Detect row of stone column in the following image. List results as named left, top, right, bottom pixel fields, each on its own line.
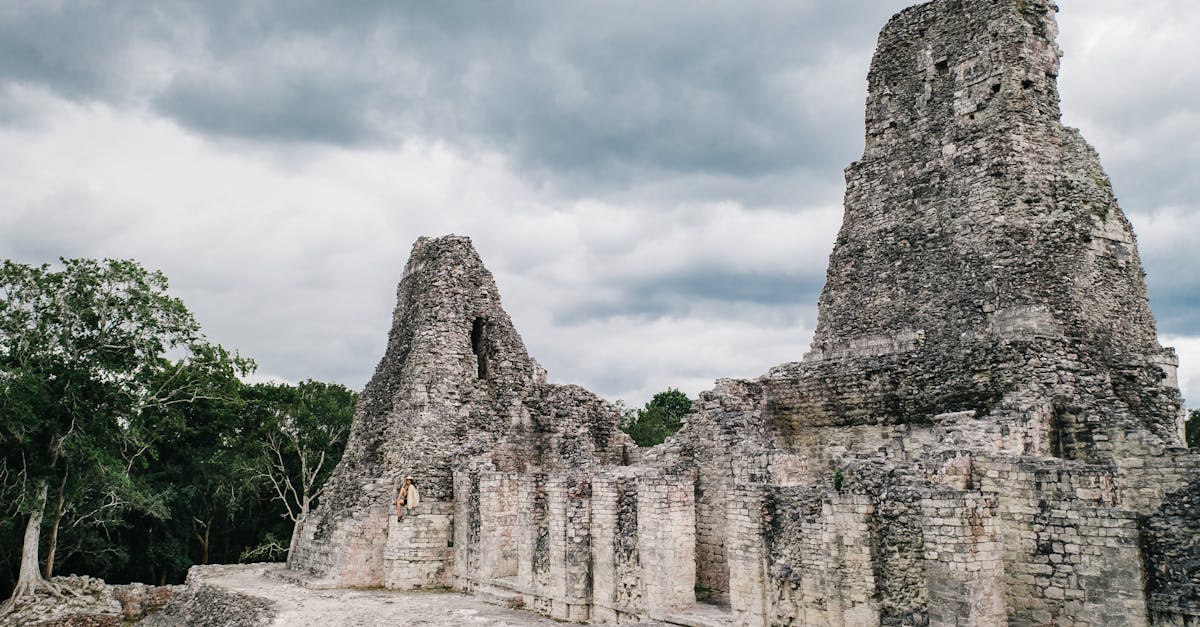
left=451, top=468, right=697, bottom=623
left=726, top=485, right=1007, bottom=626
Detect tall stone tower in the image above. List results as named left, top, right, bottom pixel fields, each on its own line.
left=279, top=2, right=1199, bottom=625
left=287, top=236, right=634, bottom=587
left=664, top=1, right=1198, bottom=624
left=767, top=0, right=1184, bottom=460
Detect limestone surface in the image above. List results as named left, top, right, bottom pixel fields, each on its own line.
left=144, top=564, right=562, bottom=627
left=285, top=0, right=1199, bottom=625
left=288, top=235, right=637, bottom=590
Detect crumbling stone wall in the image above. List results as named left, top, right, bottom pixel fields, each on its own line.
left=653, top=1, right=1193, bottom=625
left=769, top=0, right=1183, bottom=450
left=383, top=502, right=453, bottom=590
left=1133, top=451, right=1200, bottom=624
left=590, top=473, right=642, bottom=621
left=286, top=0, right=1197, bottom=625
left=445, top=468, right=694, bottom=623
left=288, top=236, right=636, bottom=587
left=971, top=456, right=1146, bottom=624
left=762, top=488, right=879, bottom=626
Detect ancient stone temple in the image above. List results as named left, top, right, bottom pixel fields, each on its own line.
left=288, top=0, right=1199, bottom=625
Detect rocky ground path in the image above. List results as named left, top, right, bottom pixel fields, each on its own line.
left=191, top=563, right=564, bottom=626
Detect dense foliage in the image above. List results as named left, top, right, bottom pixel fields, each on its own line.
left=1187, top=408, right=1198, bottom=449
left=619, top=388, right=693, bottom=447
left=0, top=259, right=356, bottom=600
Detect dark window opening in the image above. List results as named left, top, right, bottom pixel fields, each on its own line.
left=1022, top=79, right=1035, bottom=90
left=471, top=317, right=489, bottom=379
left=991, top=83, right=1002, bottom=94
left=1050, top=405, right=1089, bottom=461
left=1049, top=411, right=1066, bottom=459
left=934, top=60, right=949, bottom=74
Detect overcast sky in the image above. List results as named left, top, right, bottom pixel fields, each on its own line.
left=1, top=1, right=1196, bottom=408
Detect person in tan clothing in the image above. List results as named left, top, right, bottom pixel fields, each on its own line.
left=396, top=477, right=420, bottom=521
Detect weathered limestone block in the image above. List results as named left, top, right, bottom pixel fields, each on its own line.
left=760, top=488, right=879, bottom=626
left=589, top=470, right=649, bottom=623
left=288, top=1, right=1196, bottom=625
left=636, top=474, right=697, bottom=617
left=920, top=492, right=1006, bottom=626
left=478, top=473, right=521, bottom=580
left=543, top=475, right=592, bottom=621
left=971, top=455, right=1147, bottom=625
left=515, top=473, right=550, bottom=592
left=727, top=486, right=770, bottom=626
left=1130, top=450, right=1200, bottom=624
left=289, top=236, right=635, bottom=587
left=384, top=501, right=454, bottom=590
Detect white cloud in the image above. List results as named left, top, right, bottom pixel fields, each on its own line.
left=0, top=2, right=1197, bottom=412
left=1162, top=336, right=1200, bottom=409
left=0, top=88, right=530, bottom=387
left=0, top=88, right=827, bottom=405
left=529, top=308, right=814, bottom=404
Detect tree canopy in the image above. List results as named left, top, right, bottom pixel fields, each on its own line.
left=243, top=380, right=356, bottom=558
left=1187, top=408, right=1198, bottom=449
left=0, top=259, right=356, bottom=604
left=0, top=258, right=250, bottom=602
left=620, top=388, right=693, bottom=447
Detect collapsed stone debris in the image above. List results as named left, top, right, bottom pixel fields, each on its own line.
left=288, top=0, right=1199, bottom=625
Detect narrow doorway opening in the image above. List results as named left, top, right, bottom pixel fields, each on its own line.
left=471, top=317, right=489, bottom=379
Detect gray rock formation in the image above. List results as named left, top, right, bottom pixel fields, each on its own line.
left=287, top=1, right=1199, bottom=625
left=773, top=0, right=1183, bottom=453
left=666, top=1, right=1198, bottom=624
left=288, top=236, right=635, bottom=588
left=0, top=575, right=181, bottom=627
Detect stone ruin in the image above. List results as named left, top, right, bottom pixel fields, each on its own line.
left=287, top=0, right=1200, bottom=625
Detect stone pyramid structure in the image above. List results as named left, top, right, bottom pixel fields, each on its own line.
left=771, top=0, right=1182, bottom=454
left=288, top=1, right=1199, bottom=625
left=288, top=236, right=636, bottom=588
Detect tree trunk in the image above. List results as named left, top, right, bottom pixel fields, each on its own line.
left=201, top=523, right=210, bottom=564
left=4, top=482, right=59, bottom=606
left=193, top=516, right=212, bottom=565
left=44, top=473, right=67, bottom=579
left=288, top=512, right=306, bottom=560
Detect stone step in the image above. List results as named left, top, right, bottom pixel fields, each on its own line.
left=474, top=583, right=525, bottom=610
left=660, top=616, right=731, bottom=627
left=657, top=602, right=734, bottom=627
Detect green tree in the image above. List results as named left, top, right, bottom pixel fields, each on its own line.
left=1187, top=408, right=1198, bottom=449
left=243, top=380, right=356, bottom=558
left=612, top=400, right=638, bottom=431
left=621, top=388, right=693, bottom=447
left=0, top=259, right=250, bottom=606
left=114, top=369, right=272, bottom=585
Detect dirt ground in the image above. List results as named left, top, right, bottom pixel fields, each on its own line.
left=197, top=563, right=563, bottom=626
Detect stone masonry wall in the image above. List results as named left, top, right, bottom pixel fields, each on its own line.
left=447, top=468, right=696, bottom=624
left=919, top=492, right=1006, bottom=626
left=762, top=489, right=879, bottom=626
left=635, top=474, right=696, bottom=617
left=783, top=0, right=1184, bottom=445
left=972, top=456, right=1148, bottom=625
left=289, top=236, right=635, bottom=586
left=287, top=1, right=1196, bottom=624
left=1129, top=450, right=1200, bottom=624
left=384, top=502, right=454, bottom=590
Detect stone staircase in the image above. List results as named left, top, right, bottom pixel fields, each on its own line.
left=658, top=602, right=734, bottom=627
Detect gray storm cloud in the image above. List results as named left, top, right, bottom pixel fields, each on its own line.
left=0, top=0, right=1196, bottom=406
